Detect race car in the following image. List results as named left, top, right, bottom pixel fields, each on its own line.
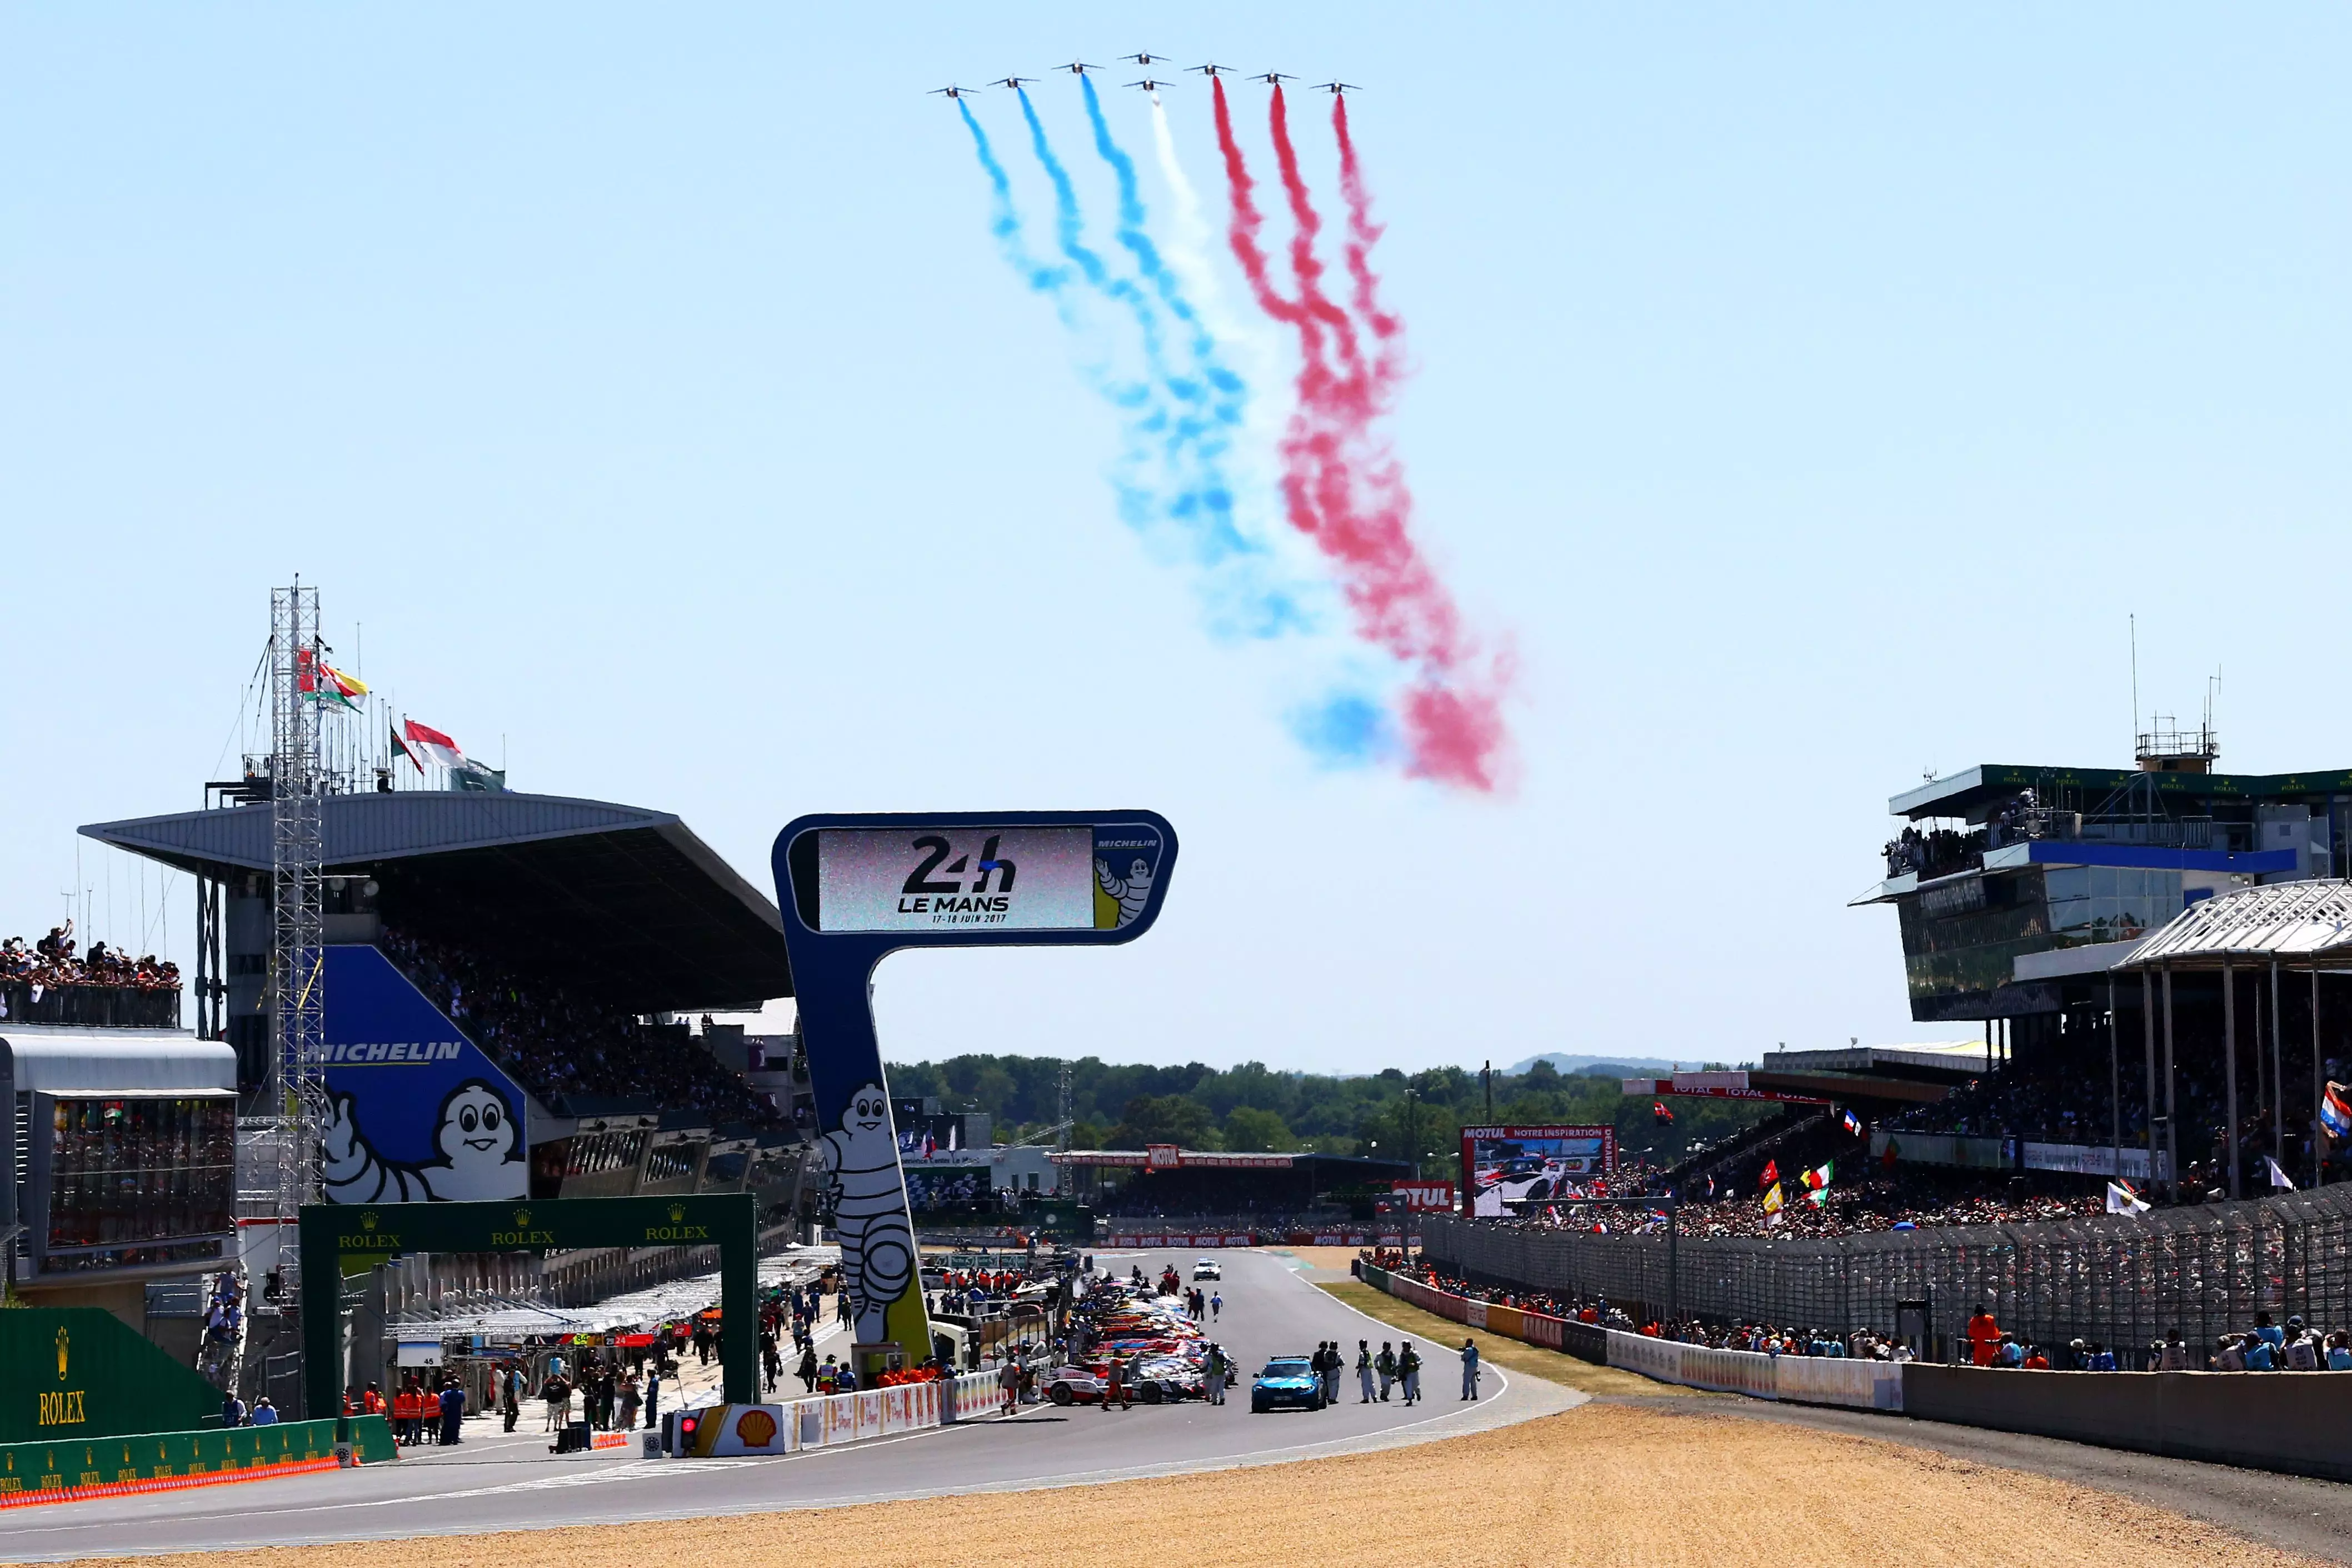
left=1250, top=1356, right=1325, bottom=1414
left=1044, top=1365, right=1108, bottom=1406
left=1192, top=1258, right=1222, bottom=1281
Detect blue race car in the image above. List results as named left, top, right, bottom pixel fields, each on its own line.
left=1250, top=1356, right=1325, bottom=1414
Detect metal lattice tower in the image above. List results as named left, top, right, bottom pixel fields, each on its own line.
left=268, top=583, right=329, bottom=1233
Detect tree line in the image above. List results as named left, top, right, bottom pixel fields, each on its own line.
left=882, top=1054, right=1770, bottom=1170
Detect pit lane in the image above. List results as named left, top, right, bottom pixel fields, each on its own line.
left=0, top=1249, right=1575, bottom=1561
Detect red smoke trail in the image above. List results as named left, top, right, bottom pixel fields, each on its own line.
left=1215, top=81, right=1510, bottom=790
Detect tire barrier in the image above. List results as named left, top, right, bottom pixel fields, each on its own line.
left=1361, top=1264, right=1901, bottom=1411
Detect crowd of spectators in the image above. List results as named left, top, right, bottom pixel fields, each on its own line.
left=0, top=921, right=181, bottom=996
left=378, top=926, right=779, bottom=1127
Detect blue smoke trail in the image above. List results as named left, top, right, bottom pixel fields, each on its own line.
left=1017, top=86, right=1312, bottom=641
left=958, top=98, right=1066, bottom=299
left=1078, top=78, right=1261, bottom=608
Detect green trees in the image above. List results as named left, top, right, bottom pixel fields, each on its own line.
left=879, top=1052, right=1771, bottom=1163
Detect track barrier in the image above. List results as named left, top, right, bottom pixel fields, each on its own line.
left=1360, top=1264, right=1901, bottom=1411
left=0, top=1415, right=396, bottom=1509
left=677, top=1371, right=1000, bottom=1459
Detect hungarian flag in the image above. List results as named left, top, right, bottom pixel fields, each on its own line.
left=1760, top=1159, right=1779, bottom=1187
left=1652, top=1100, right=1675, bottom=1125
left=402, top=719, right=466, bottom=771
left=1761, top=1181, right=1784, bottom=1214
left=2323, top=1082, right=2352, bottom=1142
left=1841, top=1108, right=1863, bottom=1137
left=296, top=647, right=367, bottom=710
left=1802, top=1160, right=1834, bottom=1191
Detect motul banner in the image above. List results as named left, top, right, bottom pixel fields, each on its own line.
left=1391, top=1180, right=1456, bottom=1212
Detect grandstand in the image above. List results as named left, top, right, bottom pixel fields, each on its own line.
left=80, top=789, right=811, bottom=1209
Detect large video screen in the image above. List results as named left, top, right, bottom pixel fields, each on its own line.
left=1459, top=1125, right=1616, bottom=1218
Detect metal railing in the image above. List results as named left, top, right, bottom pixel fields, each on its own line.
left=1425, top=1186, right=2352, bottom=1362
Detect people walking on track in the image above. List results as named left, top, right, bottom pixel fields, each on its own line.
left=1376, top=1341, right=1397, bottom=1401
left=1356, top=1340, right=1375, bottom=1402
left=1205, top=1345, right=1227, bottom=1406
left=1459, top=1336, right=1481, bottom=1400
left=1209, top=1290, right=1221, bottom=1321
left=1397, top=1340, right=1421, bottom=1405
left=437, top=1378, right=466, bottom=1445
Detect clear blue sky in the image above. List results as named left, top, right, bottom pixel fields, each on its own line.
left=4, top=6, right=2346, bottom=1072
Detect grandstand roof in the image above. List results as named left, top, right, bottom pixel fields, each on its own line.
left=80, top=791, right=791, bottom=1012
left=2113, top=879, right=2352, bottom=971
left=1891, top=762, right=2352, bottom=821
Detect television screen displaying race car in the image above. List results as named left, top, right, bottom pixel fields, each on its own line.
left=1459, top=1125, right=1616, bottom=1217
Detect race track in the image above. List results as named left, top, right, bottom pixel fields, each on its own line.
left=0, top=1250, right=1574, bottom=1561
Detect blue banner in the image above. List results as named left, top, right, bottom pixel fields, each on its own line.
left=316, top=945, right=529, bottom=1204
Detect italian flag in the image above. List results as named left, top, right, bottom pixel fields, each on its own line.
left=1802, top=1160, right=1834, bottom=1191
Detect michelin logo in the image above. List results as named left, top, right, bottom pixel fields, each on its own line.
left=322, top=1039, right=467, bottom=1065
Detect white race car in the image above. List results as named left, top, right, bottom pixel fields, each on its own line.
left=1192, top=1258, right=1222, bottom=1281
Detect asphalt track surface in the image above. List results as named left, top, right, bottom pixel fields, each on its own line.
left=0, top=1250, right=1574, bottom=1561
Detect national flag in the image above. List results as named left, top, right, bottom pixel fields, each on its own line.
left=1802, top=1160, right=1834, bottom=1191
left=1806, top=1186, right=1829, bottom=1206
left=2106, top=1181, right=2150, bottom=1216
left=2265, top=1155, right=2296, bottom=1191
left=402, top=719, right=466, bottom=771
left=1761, top=1181, right=1783, bottom=1214
left=1705, top=1174, right=1716, bottom=1198
left=2322, top=1082, right=2352, bottom=1142
left=1652, top=1100, right=1675, bottom=1125
left=1760, top=1159, right=1779, bottom=1187
left=1841, top=1109, right=1863, bottom=1137
left=1882, top=1138, right=1900, bottom=1170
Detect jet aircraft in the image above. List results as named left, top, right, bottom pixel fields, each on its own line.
left=1313, top=82, right=1362, bottom=95
left=1253, top=72, right=1297, bottom=84
left=1053, top=61, right=1103, bottom=76
left=991, top=76, right=1038, bottom=90
left=928, top=84, right=982, bottom=99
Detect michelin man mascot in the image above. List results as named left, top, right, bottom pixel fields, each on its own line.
left=319, top=1080, right=525, bottom=1203
left=822, top=1082, right=918, bottom=1346
left=1095, top=854, right=1154, bottom=929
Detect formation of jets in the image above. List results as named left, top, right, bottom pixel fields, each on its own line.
left=933, top=60, right=1357, bottom=98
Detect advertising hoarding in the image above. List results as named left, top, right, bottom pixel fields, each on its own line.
left=1459, top=1125, right=1615, bottom=1218
left=316, top=945, right=530, bottom=1204
left=1391, top=1180, right=1456, bottom=1212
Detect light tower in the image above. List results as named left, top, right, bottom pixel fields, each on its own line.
left=267, top=583, right=329, bottom=1240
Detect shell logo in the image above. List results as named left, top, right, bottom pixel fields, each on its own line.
left=733, top=1409, right=778, bottom=1449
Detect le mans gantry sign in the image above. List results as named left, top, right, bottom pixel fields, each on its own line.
left=775, top=810, right=1176, bottom=1378
left=301, top=810, right=1175, bottom=1418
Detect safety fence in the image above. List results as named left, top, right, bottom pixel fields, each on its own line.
left=1361, top=1263, right=1900, bottom=1410
left=675, top=1370, right=1001, bottom=1457
left=1422, top=1187, right=2352, bottom=1362
left=0, top=1415, right=395, bottom=1508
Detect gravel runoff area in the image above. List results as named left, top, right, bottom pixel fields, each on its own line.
left=28, top=1402, right=2330, bottom=1568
